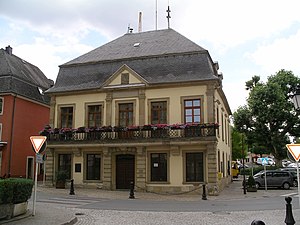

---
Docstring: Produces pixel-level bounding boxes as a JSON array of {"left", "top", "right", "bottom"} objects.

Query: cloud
[
  {"left": 13, "top": 37, "right": 93, "bottom": 81},
  {"left": 248, "top": 29, "right": 300, "bottom": 76},
  {"left": 0, "top": 0, "right": 156, "bottom": 39},
  {"left": 1, "top": 0, "right": 300, "bottom": 112},
  {"left": 175, "top": 0, "right": 300, "bottom": 53}
]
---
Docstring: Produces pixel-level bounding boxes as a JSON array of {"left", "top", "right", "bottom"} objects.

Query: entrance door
[
  {"left": 116, "top": 154, "right": 135, "bottom": 189},
  {"left": 26, "top": 157, "right": 34, "bottom": 179}
]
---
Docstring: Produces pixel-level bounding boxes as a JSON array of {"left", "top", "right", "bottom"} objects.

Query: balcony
[{"left": 40, "top": 123, "right": 218, "bottom": 144}]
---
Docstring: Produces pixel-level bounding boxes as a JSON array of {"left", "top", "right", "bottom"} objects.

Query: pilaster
[
  {"left": 45, "top": 148, "right": 54, "bottom": 186},
  {"left": 206, "top": 84, "right": 215, "bottom": 123},
  {"left": 49, "top": 96, "right": 56, "bottom": 128},
  {"left": 102, "top": 147, "right": 112, "bottom": 190},
  {"left": 138, "top": 89, "right": 146, "bottom": 125},
  {"left": 105, "top": 92, "right": 113, "bottom": 125},
  {"left": 136, "top": 146, "right": 146, "bottom": 190}
]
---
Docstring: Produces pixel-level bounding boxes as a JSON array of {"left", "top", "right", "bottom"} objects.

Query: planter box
[
  {"left": 13, "top": 202, "right": 28, "bottom": 217},
  {"left": 247, "top": 187, "right": 257, "bottom": 192},
  {"left": 56, "top": 180, "right": 66, "bottom": 189},
  {"left": 0, "top": 202, "right": 28, "bottom": 220},
  {"left": 0, "top": 204, "right": 13, "bottom": 220}
]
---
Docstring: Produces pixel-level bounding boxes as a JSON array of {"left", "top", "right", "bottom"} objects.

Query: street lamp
[
  {"left": 292, "top": 86, "right": 300, "bottom": 109},
  {"left": 242, "top": 133, "right": 246, "bottom": 195}
]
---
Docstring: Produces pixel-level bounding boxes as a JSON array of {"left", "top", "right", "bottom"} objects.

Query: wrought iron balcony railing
[{"left": 40, "top": 124, "right": 218, "bottom": 143}]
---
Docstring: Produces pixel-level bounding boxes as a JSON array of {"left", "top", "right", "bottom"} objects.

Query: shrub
[
  {"left": 56, "top": 170, "right": 69, "bottom": 182},
  {"left": 247, "top": 175, "right": 256, "bottom": 187},
  {"left": 239, "top": 165, "right": 280, "bottom": 176},
  {"left": 0, "top": 178, "right": 33, "bottom": 204}
]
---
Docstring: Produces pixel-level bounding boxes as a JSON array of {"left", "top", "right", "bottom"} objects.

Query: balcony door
[
  {"left": 119, "top": 103, "right": 133, "bottom": 127},
  {"left": 116, "top": 154, "right": 135, "bottom": 189}
]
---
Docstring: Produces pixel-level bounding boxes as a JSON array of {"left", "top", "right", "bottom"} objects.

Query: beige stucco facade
[{"left": 45, "top": 68, "right": 232, "bottom": 196}]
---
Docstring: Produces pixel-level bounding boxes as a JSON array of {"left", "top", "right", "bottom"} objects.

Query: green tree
[
  {"left": 231, "top": 127, "right": 247, "bottom": 160},
  {"left": 233, "top": 70, "right": 300, "bottom": 160}
]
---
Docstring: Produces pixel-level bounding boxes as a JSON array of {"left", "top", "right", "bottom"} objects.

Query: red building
[{"left": 0, "top": 46, "right": 53, "bottom": 179}]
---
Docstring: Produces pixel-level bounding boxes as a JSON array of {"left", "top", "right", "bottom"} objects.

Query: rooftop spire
[{"left": 166, "top": 5, "right": 171, "bottom": 29}]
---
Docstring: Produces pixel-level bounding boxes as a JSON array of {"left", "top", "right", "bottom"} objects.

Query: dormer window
[{"left": 121, "top": 73, "right": 129, "bottom": 85}]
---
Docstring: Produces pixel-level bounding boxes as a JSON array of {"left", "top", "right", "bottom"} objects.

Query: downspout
[{"left": 8, "top": 94, "right": 16, "bottom": 176}]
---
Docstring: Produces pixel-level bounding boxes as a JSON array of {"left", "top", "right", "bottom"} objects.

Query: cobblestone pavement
[{"left": 2, "top": 179, "right": 300, "bottom": 225}]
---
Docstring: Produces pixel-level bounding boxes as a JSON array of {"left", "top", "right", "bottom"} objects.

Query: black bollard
[
  {"left": 251, "top": 220, "right": 265, "bottom": 225},
  {"left": 284, "top": 196, "right": 295, "bottom": 225},
  {"left": 129, "top": 181, "right": 135, "bottom": 199},
  {"left": 69, "top": 179, "right": 75, "bottom": 195},
  {"left": 202, "top": 184, "right": 207, "bottom": 200}
]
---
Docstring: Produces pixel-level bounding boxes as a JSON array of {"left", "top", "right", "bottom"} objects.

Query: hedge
[
  {"left": 0, "top": 178, "right": 33, "bottom": 204},
  {"left": 239, "top": 165, "right": 280, "bottom": 176}
]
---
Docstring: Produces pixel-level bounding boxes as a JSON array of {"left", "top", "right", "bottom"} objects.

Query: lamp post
[
  {"left": 242, "top": 132, "right": 247, "bottom": 194},
  {"left": 291, "top": 86, "right": 300, "bottom": 209}
]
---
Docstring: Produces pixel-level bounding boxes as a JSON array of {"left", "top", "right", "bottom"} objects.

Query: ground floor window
[
  {"left": 150, "top": 153, "right": 167, "bottom": 182},
  {"left": 86, "top": 154, "right": 101, "bottom": 180},
  {"left": 186, "top": 152, "right": 204, "bottom": 182},
  {"left": 58, "top": 154, "right": 72, "bottom": 179}
]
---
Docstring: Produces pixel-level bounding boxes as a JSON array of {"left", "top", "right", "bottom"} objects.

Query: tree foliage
[
  {"left": 231, "top": 127, "right": 247, "bottom": 160},
  {"left": 233, "top": 70, "right": 300, "bottom": 160}
]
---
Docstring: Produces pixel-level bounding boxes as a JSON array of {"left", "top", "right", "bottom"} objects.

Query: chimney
[
  {"left": 5, "top": 45, "right": 12, "bottom": 55},
  {"left": 138, "top": 12, "right": 142, "bottom": 32}
]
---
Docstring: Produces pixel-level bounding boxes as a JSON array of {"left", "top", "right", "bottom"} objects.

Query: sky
[{"left": 1, "top": 0, "right": 300, "bottom": 113}]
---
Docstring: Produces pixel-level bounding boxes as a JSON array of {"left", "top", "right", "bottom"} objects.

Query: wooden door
[{"left": 116, "top": 154, "right": 135, "bottom": 189}]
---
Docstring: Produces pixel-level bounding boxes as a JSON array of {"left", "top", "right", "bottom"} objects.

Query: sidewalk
[
  {"left": 2, "top": 179, "right": 299, "bottom": 225},
  {"left": 35, "top": 178, "right": 294, "bottom": 201}
]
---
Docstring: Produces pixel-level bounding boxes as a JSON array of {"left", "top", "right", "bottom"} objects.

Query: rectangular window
[
  {"left": 86, "top": 154, "right": 101, "bottom": 180},
  {"left": 119, "top": 103, "right": 133, "bottom": 126},
  {"left": 60, "top": 107, "right": 73, "bottom": 128},
  {"left": 186, "top": 152, "right": 204, "bottom": 182},
  {"left": 0, "top": 97, "right": 3, "bottom": 115},
  {"left": 58, "top": 154, "right": 72, "bottom": 179},
  {"left": 151, "top": 101, "right": 167, "bottom": 124},
  {"left": 88, "top": 105, "right": 102, "bottom": 127},
  {"left": 184, "top": 99, "right": 201, "bottom": 123},
  {"left": 216, "top": 107, "right": 220, "bottom": 136},
  {"left": 151, "top": 153, "right": 167, "bottom": 182}
]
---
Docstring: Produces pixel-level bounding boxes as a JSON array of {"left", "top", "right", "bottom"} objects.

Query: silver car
[{"left": 253, "top": 170, "right": 294, "bottom": 190}]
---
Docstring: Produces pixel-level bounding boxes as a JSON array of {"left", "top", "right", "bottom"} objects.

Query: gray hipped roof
[
  {"left": 0, "top": 47, "right": 53, "bottom": 104},
  {"left": 64, "top": 29, "right": 207, "bottom": 65},
  {"left": 47, "top": 29, "right": 221, "bottom": 93}
]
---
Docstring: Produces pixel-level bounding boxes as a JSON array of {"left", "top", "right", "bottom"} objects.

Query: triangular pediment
[{"left": 102, "top": 64, "right": 148, "bottom": 88}]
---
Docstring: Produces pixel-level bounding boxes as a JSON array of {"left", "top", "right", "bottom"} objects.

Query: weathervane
[{"left": 166, "top": 5, "right": 171, "bottom": 29}]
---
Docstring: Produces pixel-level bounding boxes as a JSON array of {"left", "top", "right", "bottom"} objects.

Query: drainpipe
[{"left": 8, "top": 94, "right": 16, "bottom": 176}]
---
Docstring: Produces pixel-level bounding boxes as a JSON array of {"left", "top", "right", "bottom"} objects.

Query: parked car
[
  {"left": 231, "top": 161, "right": 239, "bottom": 178},
  {"left": 267, "top": 158, "right": 275, "bottom": 165},
  {"left": 282, "top": 159, "right": 292, "bottom": 167},
  {"left": 287, "top": 163, "right": 300, "bottom": 168},
  {"left": 256, "top": 158, "right": 263, "bottom": 165},
  {"left": 279, "top": 168, "right": 299, "bottom": 187},
  {"left": 252, "top": 170, "right": 294, "bottom": 189}
]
